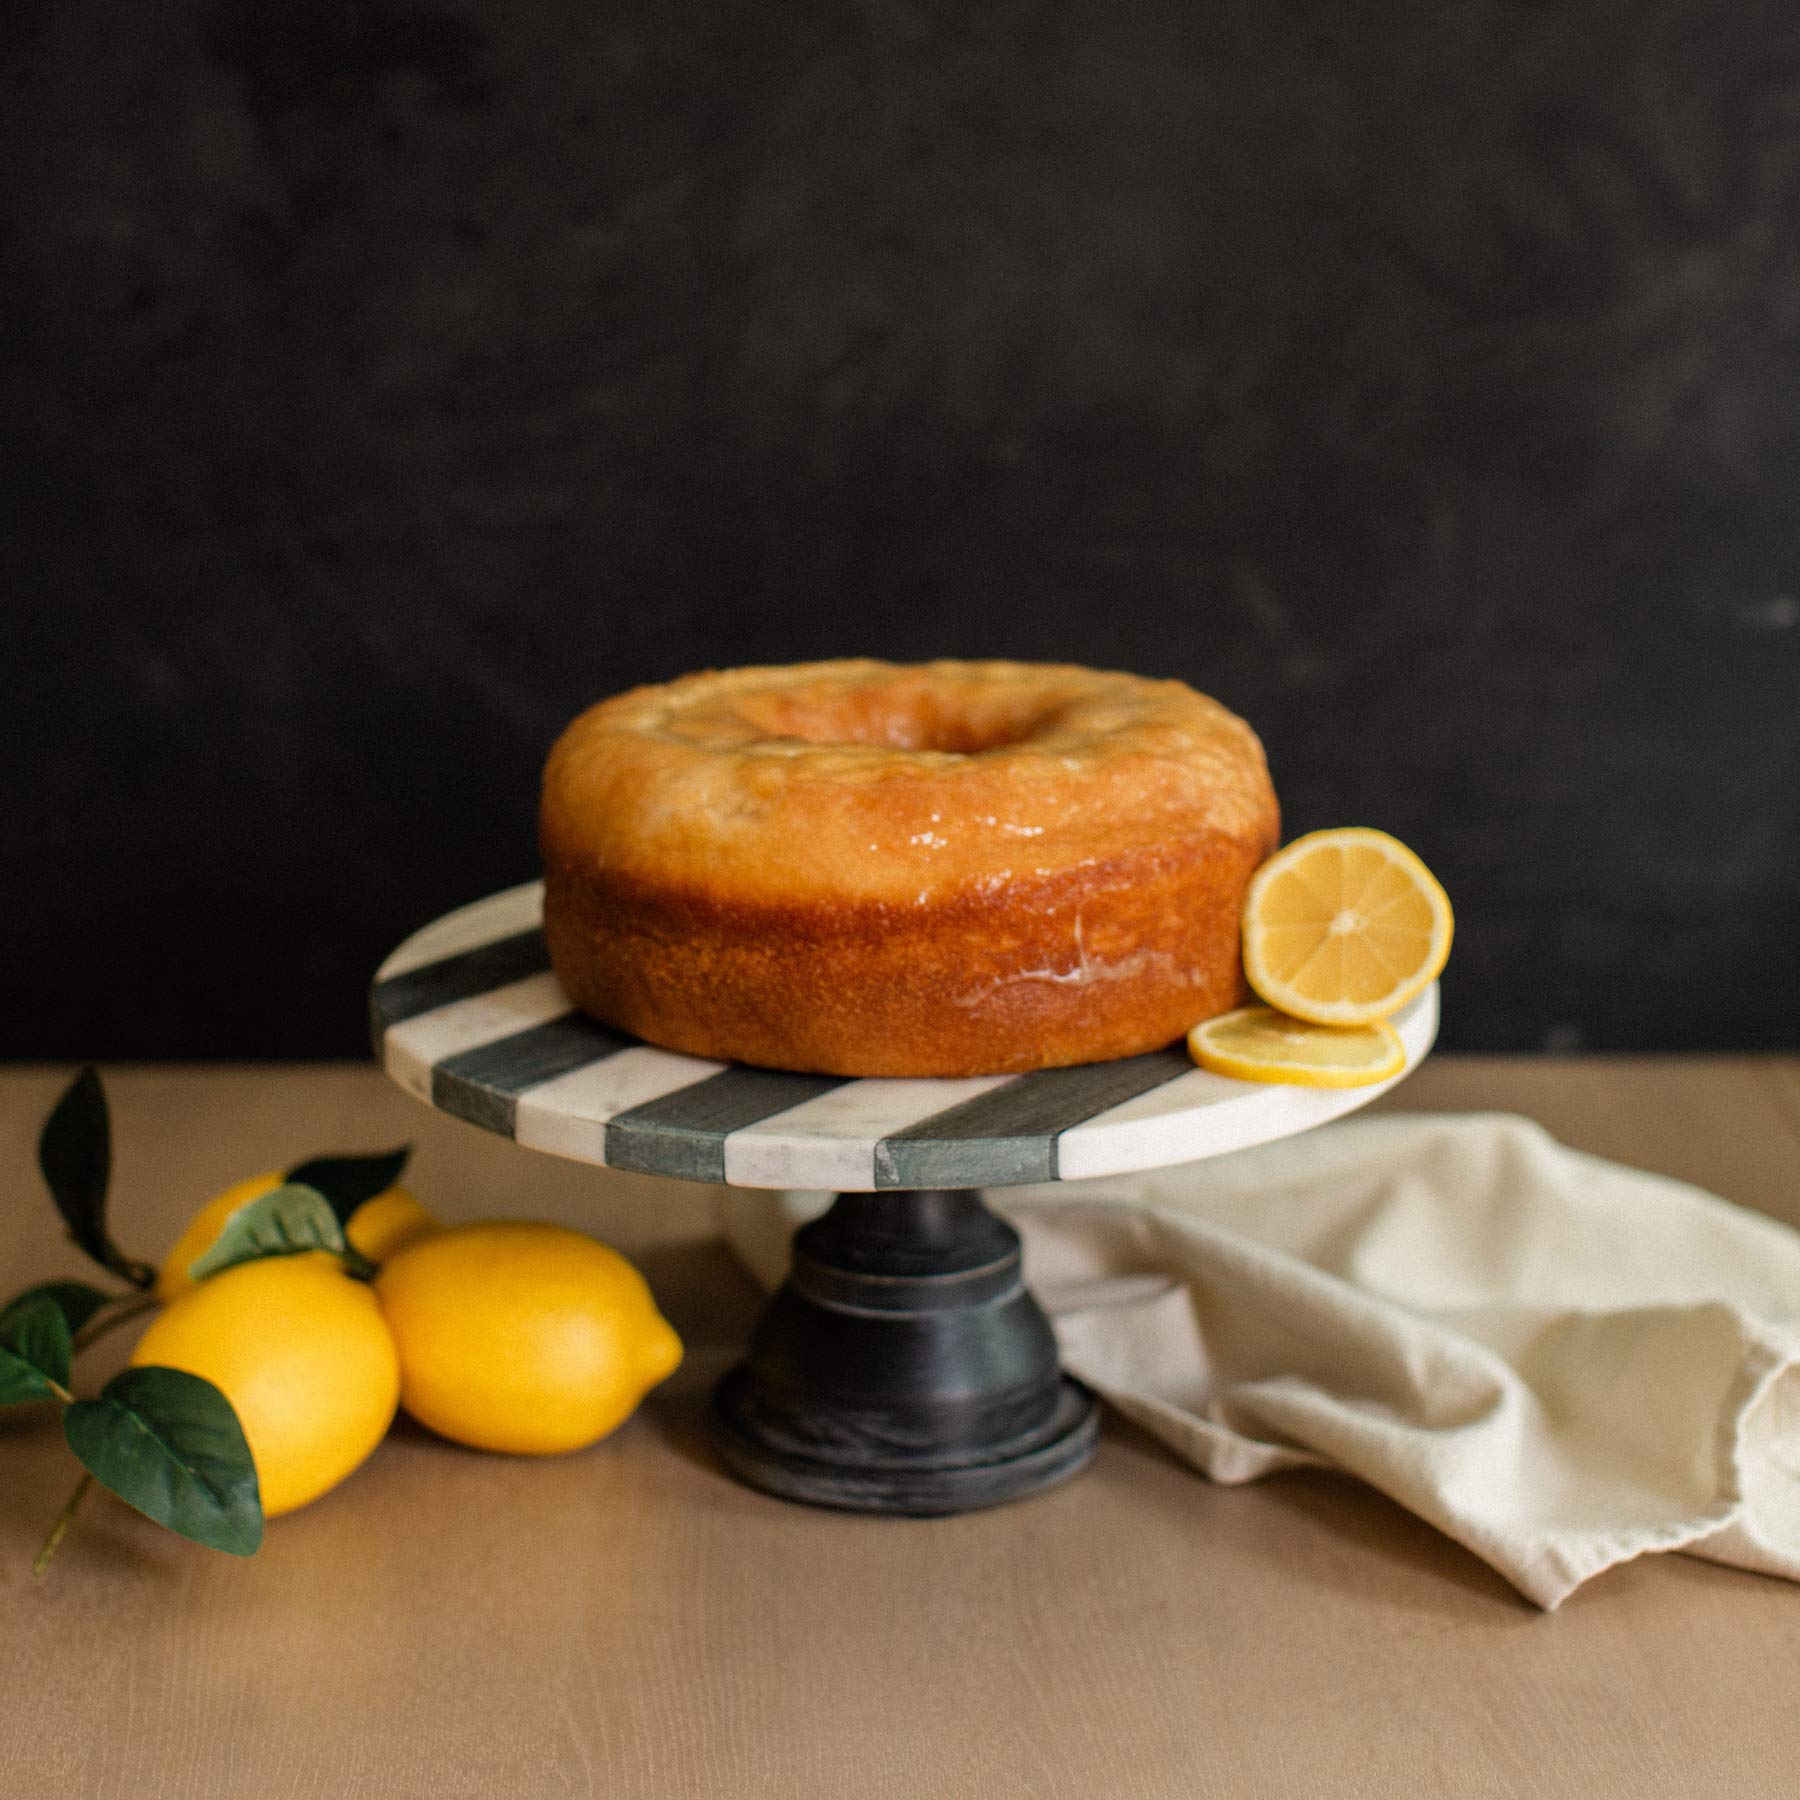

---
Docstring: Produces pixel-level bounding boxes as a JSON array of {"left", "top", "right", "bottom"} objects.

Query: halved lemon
[
  {"left": 1241, "top": 827, "right": 1452, "bottom": 1026},
  {"left": 1189, "top": 1006, "right": 1405, "bottom": 1088}
]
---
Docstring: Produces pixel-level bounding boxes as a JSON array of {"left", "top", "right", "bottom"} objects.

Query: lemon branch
[
  {"left": 341, "top": 1246, "right": 379, "bottom": 1283},
  {"left": 71, "top": 1293, "right": 158, "bottom": 1354},
  {"left": 33, "top": 1473, "right": 92, "bottom": 1578}
]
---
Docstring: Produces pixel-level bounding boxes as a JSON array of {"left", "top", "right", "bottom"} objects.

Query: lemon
[
  {"left": 1241, "top": 827, "right": 1453, "bottom": 1026},
  {"left": 374, "top": 1222, "right": 684, "bottom": 1455},
  {"left": 131, "top": 1253, "right": 401, "bottom": 1517},
  {"left": 157, "top": 1173, "right": 439, "bottom": 1301},
  {"left": 1189, "top": 1005, "right": 1406, "bottom": 1087},
  {"left": 156, "top": 1172, "right": 281, "bottom": 1303},
  {"left": 343, "top": 1189, "right": 442, "bottom": 1263}
]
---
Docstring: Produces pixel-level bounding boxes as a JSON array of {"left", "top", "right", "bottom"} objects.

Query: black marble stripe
[
  {"left": 429, "top": 1011, "right": 641, "bottom": 1136},
  {"left": 872, "top": 1047, "right": 1193, "bottom": 1189},
  {"left": 371, "top": 927, "right": 551, "bottom": 1028},
  {"left": 604, "top": 1067, "right": 850, "bottom": 1183}
]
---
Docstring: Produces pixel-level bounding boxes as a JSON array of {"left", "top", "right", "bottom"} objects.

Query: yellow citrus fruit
[
  {"left": 374, "top": 1222, "right": 684, "bottom": 1456},
  {"left": 1241, "top": 827, "right": 1453, "bottom": 1026},
  {"left": 130, "top": 1253, "right": 401, "bottom": 1517},
  {"left": 157, "top": 1173, "right": 439, "bottom": 1301},
  {"left": 343, "top": 1189, "right": 442, "bottom": 1264},
  {"left": 1189, "top": 1005, "right": 1406, "bottom": 1087},
  {"left": 157, "top": 1172, "right": 281, "bottom": 1303}
]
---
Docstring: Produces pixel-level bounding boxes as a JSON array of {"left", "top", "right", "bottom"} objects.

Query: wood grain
[{"left": 3, "top": 1061, "right": 1799, "bottom": 1799}]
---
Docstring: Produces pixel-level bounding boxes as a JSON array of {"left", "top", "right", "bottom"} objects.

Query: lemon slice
[
  {"left": 1241, "top": 827, "right": 1452, "bottom": 1026},
  {"left": 1189, "top": 1006, "right": 1405, "bottom": 1087}
]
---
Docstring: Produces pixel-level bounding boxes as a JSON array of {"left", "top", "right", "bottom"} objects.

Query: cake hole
[{"left": 728, "top": 686, "right": 1063, "bottom": 754}]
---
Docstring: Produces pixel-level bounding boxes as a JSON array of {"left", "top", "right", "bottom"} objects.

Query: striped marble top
[{"left": 372, "top": 884, "right": 1437, "bottom": 1192}]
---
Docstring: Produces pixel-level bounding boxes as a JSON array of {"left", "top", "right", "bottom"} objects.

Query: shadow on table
[
  {"left": 1075, "top": 1406, "right": 1540, "bottom": 1616},
  {"left": 616, "top": 1239, "right": 1771, "bottom": 1622},
  {"left": 626, "top": 1238, "right": 1540, "bottom": 1605},
  {"left": 629, "top": 1239, "right": 762, "bottom": 1490}
]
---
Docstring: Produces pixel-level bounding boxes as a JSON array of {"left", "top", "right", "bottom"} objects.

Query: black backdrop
[{"left": 6, "top": 0, "right": 1800, "bottom": 1058}]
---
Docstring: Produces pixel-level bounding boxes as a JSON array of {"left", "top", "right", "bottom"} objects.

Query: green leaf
[
  {"left": 0, "top": 1295, "right": 73, "bottom": 1404},
  {"left": 283, "top": 1146, "right": 411, "bottom": 1227},
  {"left": 2, "top": 1281, "right": 116, "bottom": 1337},
  {"left": 186, "top": 1182, "right": 348, "bottom": 1283},
  {"left": 0, "top": 1355, "right": 58, "bottom": 1407},
  {"left": 64, "top": 1367, "right": 262, "bottom": 1556},
  {"left": 37, "top": 1068, "right": 154, "bottom": 1289}
]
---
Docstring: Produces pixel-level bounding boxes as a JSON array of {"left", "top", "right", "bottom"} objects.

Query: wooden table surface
[{"left": 3, "top": 1059, "right": 1799, "bottom": 1798}]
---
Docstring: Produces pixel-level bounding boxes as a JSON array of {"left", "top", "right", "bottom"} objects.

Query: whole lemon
[
  {"left": 157, "top": 1173, "right": 440, "bottom": 1301},
  {"left": 375, "top": 1222, "right": 683, "bottom": 1455},
  {"left": 131, "top": 1253, "right": 401, "bottom": 1516}
]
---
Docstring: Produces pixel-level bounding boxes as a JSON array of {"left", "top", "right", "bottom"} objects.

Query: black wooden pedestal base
[{"left": 710, "top": 1188, "right": 1099, "bottom": 1515}]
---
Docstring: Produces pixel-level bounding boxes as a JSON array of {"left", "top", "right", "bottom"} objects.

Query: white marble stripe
[
  {"left": 381, "top": 971, "right": 572, "bottom": 1103},
  {"left": 720, "top": 1073, "right": 1014, "bottom": 1191},
  {"left": 376, "top": 881, "right": 544, "bottom": 982},
  {"left": 515, "top": 1046, "right": 731, "bottom": 1166},
  {"left": 1054, "top": 984, "right": 1440, "bottom": 1181}
]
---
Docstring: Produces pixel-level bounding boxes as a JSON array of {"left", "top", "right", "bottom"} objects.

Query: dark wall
[{"left": 6, "top": 0, "right": 1800, "bottom": 1058}]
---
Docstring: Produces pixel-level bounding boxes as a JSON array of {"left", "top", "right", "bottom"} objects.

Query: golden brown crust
[{"left": 540, "top": 660, "right": 1280, "bottom": 1076}]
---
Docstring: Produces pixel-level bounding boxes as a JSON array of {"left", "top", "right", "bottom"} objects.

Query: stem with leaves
[
  {"left": 3, "top": 1070, "right": 266, "bottom": 1574},
  {"left": 6, "top": 1068, "right": 411, "bottom": 1573}
]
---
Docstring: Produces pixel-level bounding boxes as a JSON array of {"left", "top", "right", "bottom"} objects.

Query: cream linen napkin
[{"left": 718, "top": 1112, "right": 1800, "bottom": 1610}]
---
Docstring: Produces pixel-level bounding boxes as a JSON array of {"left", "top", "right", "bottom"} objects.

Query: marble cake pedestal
[{"left": 373, "top": 883, "right": 1436, "bottom": 1515}]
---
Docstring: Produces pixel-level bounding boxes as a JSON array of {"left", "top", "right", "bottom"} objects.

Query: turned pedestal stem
[{"left": 711, "top": 1188, "right": 1097, "bottom": 1515}]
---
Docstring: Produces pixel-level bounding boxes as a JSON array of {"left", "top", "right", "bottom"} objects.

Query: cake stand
[{"left": 372, "top": 882, "right": 1437, "bottom": 1515}]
